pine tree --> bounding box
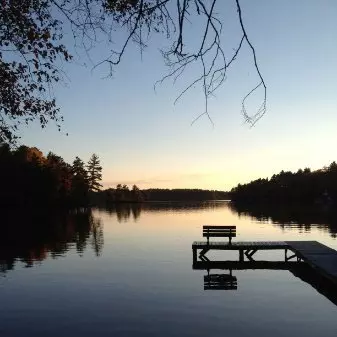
[71,156,89,206]
[87,154,102,192]
[72,157,88,179]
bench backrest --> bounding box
[203,225,236,243]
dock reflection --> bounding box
[193,259,337,307]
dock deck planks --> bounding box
[192,241,288,250]
[286,241,337,284]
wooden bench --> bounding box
[203,225,236,244]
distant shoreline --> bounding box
[98,199,231,204]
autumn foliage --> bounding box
[0,144,102,208]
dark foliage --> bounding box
[143,188,229,201]
[87,153,103,192]
[93,184,146,203]
[0,144,102,209]
[0,0,71,143]
[231,162,337,206]
[94,185,229,205]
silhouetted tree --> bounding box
[1,0,266,143]
[0,0,71,144]
[72,156,87,177]
[46,152,72,203]
[131,184,144,202]
[87,154,102,192]
[329,162,337,172]
[231,162,337,206]
[94,186,229,204]
[143,188,229,201]
[0,145,92,209]
[71,157,89,206]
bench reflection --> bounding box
[194,260,299,291]
[193,259,337,307]
[204,271,237,290]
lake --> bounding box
[1,201,337,337]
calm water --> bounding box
[1,201,337,337]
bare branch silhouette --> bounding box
[235,0,267,126]
[1,0,267,143]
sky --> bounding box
[19,0,337,191]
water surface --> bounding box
[1,202,337,337]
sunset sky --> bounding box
[19,0,337,191]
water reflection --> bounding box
[2,201,337,275]
[102,201,228,222]
[0,209,103,273]
[2,202,337,336]
[193,259,337,307]
[204,271,237,290]
[102,201,337,239]
[229,202,337,238]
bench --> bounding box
[203,225,236,244]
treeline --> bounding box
[144,188,229,201]
[0,143,229,209]
[231,162,337,205]
[95,187,229,204]
[0,144,102,209]
[93,184,144,203]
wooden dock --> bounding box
[192,241,290,263]
[286,241,337,285]
[192,240,337,284]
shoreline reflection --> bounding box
[2,200,337,275]
[0,209,103,273]
[102,201,337,238]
